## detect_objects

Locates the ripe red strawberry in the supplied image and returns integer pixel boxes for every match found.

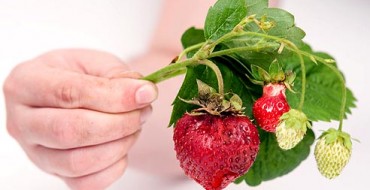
[174,113,260,190]
[252,83,290,132]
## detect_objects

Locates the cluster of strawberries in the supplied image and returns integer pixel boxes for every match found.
[173,63,352,190]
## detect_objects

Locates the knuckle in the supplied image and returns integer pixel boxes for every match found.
[56,79,81,108]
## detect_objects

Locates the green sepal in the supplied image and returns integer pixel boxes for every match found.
[196,79,217,96]
[251,64,271,83]
[230,94,243,110]
[269,59,285,81]
[319,128,353,150]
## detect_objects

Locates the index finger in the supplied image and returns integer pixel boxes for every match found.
[10,67,157,112]
[5,49,158,112]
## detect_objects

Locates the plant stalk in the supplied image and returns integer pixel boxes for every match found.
[142,59,195,83]
[200,59,224,95]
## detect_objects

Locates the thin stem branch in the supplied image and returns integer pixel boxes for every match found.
[297,53,306,110]
[323,64,347,131]
[177,42,204,62]
[200,59,224,95]
[142,59,195,83]
[208,43,279,58]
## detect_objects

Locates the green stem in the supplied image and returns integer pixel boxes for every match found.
[323,64,347,131]
[142,59,196,83]
[208,43,279,58]
[292,48,336,65]
[297,53,306,110]
[200,59,224,95]
[177,42,204,62]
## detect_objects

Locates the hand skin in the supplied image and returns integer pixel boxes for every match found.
[3,49,158,190]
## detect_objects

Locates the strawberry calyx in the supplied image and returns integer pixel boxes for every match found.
[275,109,311,150]
[318,128,352,150]
[180,79,244,116]
[249,59,296,92]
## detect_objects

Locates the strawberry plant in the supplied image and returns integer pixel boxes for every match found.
[142,0,356,189]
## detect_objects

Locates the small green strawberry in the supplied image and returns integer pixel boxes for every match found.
[314,128,352,179]
[275,109,310,150]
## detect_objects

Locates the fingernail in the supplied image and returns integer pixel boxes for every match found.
[140,106,153,124]
[135,84,157,105]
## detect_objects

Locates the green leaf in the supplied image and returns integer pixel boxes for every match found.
[235,129,315,186]
[244,8,306,48]
[181,27,205,58]
[245,0,268,16]
[281,44,356,121]
[204,0,247,41]
[181,27,205,49]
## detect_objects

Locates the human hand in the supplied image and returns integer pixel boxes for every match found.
[3,49,158,190]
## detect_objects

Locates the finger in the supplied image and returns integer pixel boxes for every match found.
[108,71,143,79]
[18,106,151,149]
[37,49,131,77]
[8,65,157,112]
[29,132,138,178]
[62,157,128,190]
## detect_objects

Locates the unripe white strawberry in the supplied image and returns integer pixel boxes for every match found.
[314,128,352,179]
[275,109,310,150]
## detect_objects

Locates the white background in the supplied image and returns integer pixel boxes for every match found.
[1,0,369,189]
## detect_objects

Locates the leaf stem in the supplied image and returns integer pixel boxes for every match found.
[297,52,306,110]
[177,42,204,61]
[142,59,196,83]
[322,64,347,131]
[208,43,279,58]
[200,59,224,95]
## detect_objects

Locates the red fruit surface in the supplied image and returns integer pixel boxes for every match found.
[252,83,290,132]
[173,114,260,190]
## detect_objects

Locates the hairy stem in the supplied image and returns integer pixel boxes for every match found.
[297,53,306,110]
[177,42,204,62]
[208,43,279,58]
[142,59,195,83]
[324,64,347,131]
[200,59,224,95]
